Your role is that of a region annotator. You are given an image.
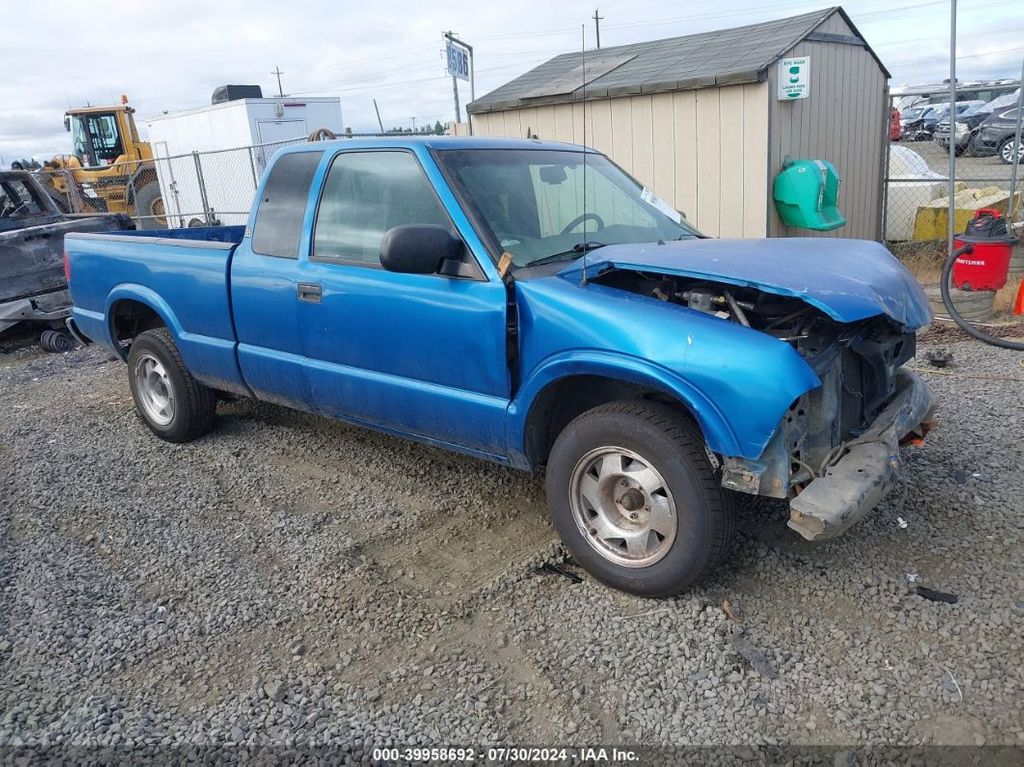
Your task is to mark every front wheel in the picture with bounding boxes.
[999,137,1022,165]
[127,328,216,443]
[132,178,167,230]
[545,401,734,597]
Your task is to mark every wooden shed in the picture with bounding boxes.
[467,6,890,240]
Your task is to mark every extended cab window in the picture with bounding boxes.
[252,151,322,259]
[313,151,450,266]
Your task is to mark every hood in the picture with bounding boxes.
[557,238,931,328]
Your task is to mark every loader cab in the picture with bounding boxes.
[67,111,125,168]
[64,105,143,169]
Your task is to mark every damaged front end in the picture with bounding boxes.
[590,267,936,541]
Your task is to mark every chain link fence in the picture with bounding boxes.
[31,133,405,230]
[882,103,1023,321]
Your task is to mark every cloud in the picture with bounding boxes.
[2,0,1021,163]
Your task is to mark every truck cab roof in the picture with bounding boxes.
[275,135,596,156]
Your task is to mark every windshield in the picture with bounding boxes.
[967,90,1020,117]
[903,107,926,120]
[437,148,699,267]
[0,176,47,221]
[69,112,124,167]
[960,102,989,118]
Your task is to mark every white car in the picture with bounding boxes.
[885,145,945,241]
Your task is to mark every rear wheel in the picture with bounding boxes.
[545,401,733,597]
[127,328,216,442]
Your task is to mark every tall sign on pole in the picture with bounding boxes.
[444,32,475,133]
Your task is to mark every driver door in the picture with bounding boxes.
[296,148,510,458]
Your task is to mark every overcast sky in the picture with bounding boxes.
[2,0,1022,163]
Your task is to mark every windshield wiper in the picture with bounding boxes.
[528,241,607,268]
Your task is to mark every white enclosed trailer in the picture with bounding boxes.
[143,94,342,227]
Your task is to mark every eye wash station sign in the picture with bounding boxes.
[778,56,810,100]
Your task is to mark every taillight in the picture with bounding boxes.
[63,250,71,283]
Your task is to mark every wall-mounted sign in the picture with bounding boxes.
[446,39,470,82]
[778,56,810,100]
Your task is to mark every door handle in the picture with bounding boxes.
[297,282,322,303]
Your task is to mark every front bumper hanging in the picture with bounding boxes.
[787,370,935,541]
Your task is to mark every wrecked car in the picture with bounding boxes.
[1,170,133,346]
[64,138,935,597]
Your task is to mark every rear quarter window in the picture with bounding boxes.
[252,151,322,259]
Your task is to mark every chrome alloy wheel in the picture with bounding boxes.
[134,352,175,426]
[569,447,678,568]
[1002,139,1022,164]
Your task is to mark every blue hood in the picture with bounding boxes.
[558,238,931,328]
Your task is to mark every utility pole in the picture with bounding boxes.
[373,98,385,133]
[411,116,418,132]
[593,8,604,49]
[271,66,285,97]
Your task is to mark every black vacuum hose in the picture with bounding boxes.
[940,243,1024,351]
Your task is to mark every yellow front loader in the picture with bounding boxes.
[42,97,166,229]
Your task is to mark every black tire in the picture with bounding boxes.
[545,400,734,597]
[132,177,166,230]
[127,328,216,443]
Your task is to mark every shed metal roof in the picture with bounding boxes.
[468,6,888,114]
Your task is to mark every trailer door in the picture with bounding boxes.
[254,119,308,171]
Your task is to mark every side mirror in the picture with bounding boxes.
[63,116,71,132]
[380,224,461,275]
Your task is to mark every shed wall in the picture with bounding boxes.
[767,13,887,240]
[471,82,769,238]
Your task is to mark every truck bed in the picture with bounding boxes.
[65,225,247,391]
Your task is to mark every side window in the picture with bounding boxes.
[252,151,323,259]
[313,151,451,266]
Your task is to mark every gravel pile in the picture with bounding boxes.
[1,338,1022,757]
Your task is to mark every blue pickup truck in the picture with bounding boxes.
[65,137,935,596]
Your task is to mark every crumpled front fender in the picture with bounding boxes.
[511,276,824,466]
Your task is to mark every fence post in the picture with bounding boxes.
[880,90,892,242]
[1008,58,1024,218]
[193,151,214,225]
[248,146,259,189]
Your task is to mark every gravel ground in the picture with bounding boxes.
[1,337,1023,760]
[910,138,1015,181]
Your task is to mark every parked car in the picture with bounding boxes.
[918,104,956,141]
[974,97,1022,164]
[890,106,902,141]
[64,137,935,596]
[934,98,1002,153]
[885,145,945,241]
[900,106,937,141]
[1,170,133,343]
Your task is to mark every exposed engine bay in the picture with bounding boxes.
[593,268,929,538]
[594,268,907,361]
